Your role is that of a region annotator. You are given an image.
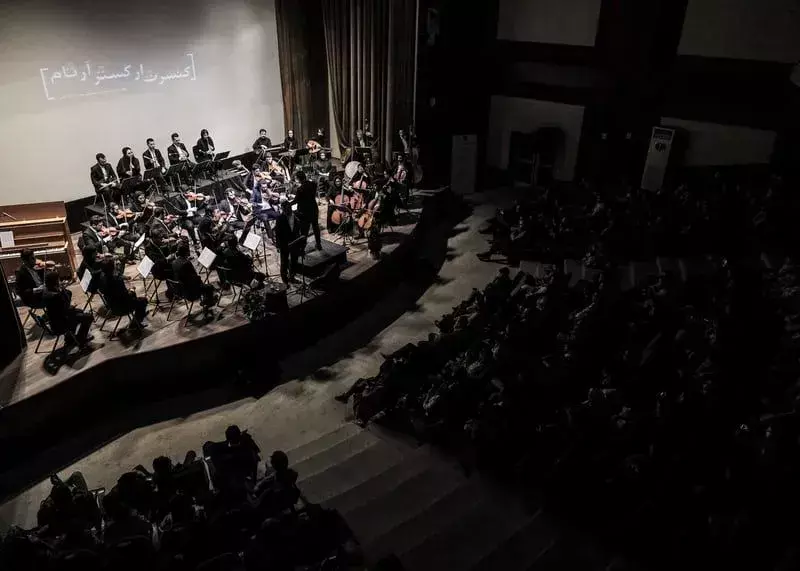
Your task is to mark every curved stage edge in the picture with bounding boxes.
[0,189,459,486]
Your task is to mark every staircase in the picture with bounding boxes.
[285,423,611,570]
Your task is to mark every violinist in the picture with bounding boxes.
[131,192,157,232]
[195,129,215,161]
[108,202,141,259]
[15,249,47,308]
[43,271,93,349]
[76,245,106,295]
[245,176,281,240]
[265,154,289,184]
[198,208,225,252]
[218,188,247,230]
[116,147,142,179]
[219,234,266,289]
[82,215,109,254]
[98,256,148,329]
[164,191,200,249]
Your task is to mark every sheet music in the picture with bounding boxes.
[197,247,217,269]
[79,269,93,293]
[134,233,146,249]
[243,232,262,251]
[0,230,14,248]
[137,255,154,278]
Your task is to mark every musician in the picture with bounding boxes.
[164,192,200,248]
[82,215,108,253]
[252,128,272,152]
[218,234,266,289]
[363,120,374,146]
[292,171,321,250]
[107,202,141,255]
[313,127,326,147]
[167,133,192,166]
[351,162,371,190]
[15,249,46,308]
[142,139,166,173]
[265,153,289,184]
[131,192,156,231]
[391,154,409,205]
[247,176,281,239]
[283,130,298,152]
[90,153,119,198]
[397,129,411,155]
[275,199,301,284]
[218,188,246,230]
[171,242,217,315]
[195,129,216,162]
[145,217,178,275]
[76,245,105,295]
[355,129,369,148]
[43,271,93,348]
[116,147,141,179]
[98,258,148,329]
[197,208,224,252]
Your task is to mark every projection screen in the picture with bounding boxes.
[0,0,284,204]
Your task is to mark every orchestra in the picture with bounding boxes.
[53,121,422,335]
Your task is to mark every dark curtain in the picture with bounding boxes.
[322,0,416,162]
[275,0,328,140]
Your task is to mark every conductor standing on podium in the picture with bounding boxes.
[292,171,322,251]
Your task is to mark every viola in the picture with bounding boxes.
[185,191,208,202]
[115,208,136,220]
[33,259,58,271]
[99,226,118,238]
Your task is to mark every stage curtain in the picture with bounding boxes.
[275,0,328,141]
[321,0,416,162]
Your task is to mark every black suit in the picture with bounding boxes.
[293,181,321,248]
[275,212,302,283]
[284,137,297,152]
[142,149,166,171]
[81,226,105,253]
[116,156,141,179]
[15,265,45,307]
[44,287,92,345]
[171,255,215,307]
[90,163,118,196]
[167,142,191,166]
[252,136,272,151]
[195,137,215,161]
[98,262,147,323]
[164,193,199,245]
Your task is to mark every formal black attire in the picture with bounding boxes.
[164,193,200,245]
[145,220,177,288]
[106,212,140,257]
[197,214,221,252]
[171,255,216,308]
[283,136,298,152]
[44,286,92,346]
[252,136,272,151]
[293,180,321,248]
[15,264,45,308]
[275,211,302,283]
[98,261,147,324]
[195,137,215,162]
[217,199,245,230]
[116,156,141,179]
[81,225,106,253]
[90,163,118,198]
[143,148,166,171]
[219,243,264,286]
[242,183,280,238]
[167,142,192,166]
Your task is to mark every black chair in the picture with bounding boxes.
[166,278,195,323]
[34,309,80,354]
[215,265,251,314]
[97,293,138,339]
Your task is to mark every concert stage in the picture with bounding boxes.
[0,189,456,490]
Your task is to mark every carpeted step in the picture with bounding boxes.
[322,445,437,515]
[292,427,378,480]
[398,482,540,571]
[470,510,558,571]
[287,423,364,466]
[300,438,405,504]
[341,456,466,547]
[362,475,487,562]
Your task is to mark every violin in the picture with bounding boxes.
[33,259,58,271]
[185,191,208,202]
[115,208,136,220]
[99,225,118,238]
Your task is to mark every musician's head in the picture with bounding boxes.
[226,188,236,200]
[319,151,327,160]
[294,171,307,184]
[122,147,132,158]
[287,130,294,138]
[135,192,146,205]
[398,129,405,137]
[200,129,209,139]
[265,153,273,162]
[357,163,365,173]
[146,138,156,150]
[96,153,107,165]
[317,127,324,136]
[177,242,190,258]
[259,128,267,137]
[44,271,60,291]
[333,175,343,189]
[20,249,35,268]
[109,202,120,212]
[356,129,364,139]
[171,132,180,143]
[90,215,104,230]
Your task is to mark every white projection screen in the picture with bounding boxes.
[0,0,284,204]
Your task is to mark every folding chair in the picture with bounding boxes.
[214,265,250,314]
[97,293,138,339]
[165,278,195,324]
[34,309,80,354]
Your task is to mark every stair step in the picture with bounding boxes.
[287,423,364,465]
[300,439,405,504]
[293,428,378,480]
[323,446,436,515]
[399,486,538,571]
[363,476,487,562]
[343,458,465,546]
[470,512,557,571]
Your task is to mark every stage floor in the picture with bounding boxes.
[0,204,423,411]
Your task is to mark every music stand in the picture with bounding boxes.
[164,163,187,191]
[119,176,143,211]
[287,231,314,303]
